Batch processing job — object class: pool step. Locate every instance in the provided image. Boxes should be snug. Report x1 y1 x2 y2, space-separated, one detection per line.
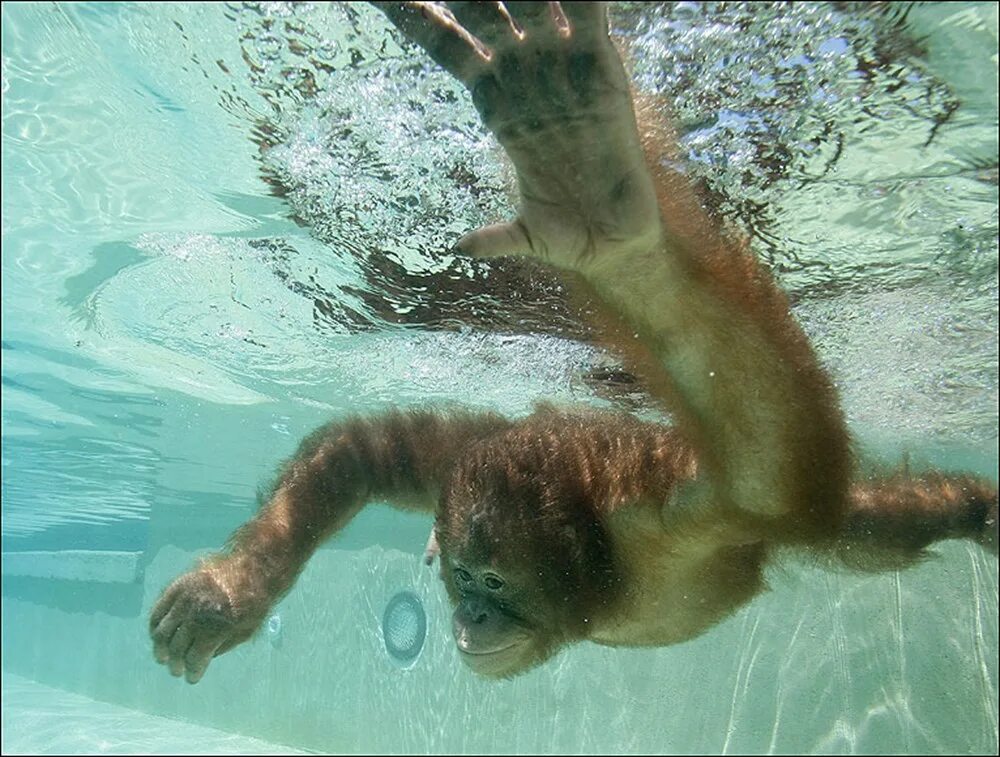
0 672 311 755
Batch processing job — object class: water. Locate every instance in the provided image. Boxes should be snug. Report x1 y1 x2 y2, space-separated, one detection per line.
1 2 997 754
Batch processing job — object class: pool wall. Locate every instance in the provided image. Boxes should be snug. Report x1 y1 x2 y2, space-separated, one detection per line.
3 537 997 754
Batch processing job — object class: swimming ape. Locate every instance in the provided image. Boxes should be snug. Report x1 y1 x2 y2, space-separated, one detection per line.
150 2 998 683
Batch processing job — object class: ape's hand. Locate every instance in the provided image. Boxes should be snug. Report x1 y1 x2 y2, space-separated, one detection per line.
149 560 271 684
374 1 661 269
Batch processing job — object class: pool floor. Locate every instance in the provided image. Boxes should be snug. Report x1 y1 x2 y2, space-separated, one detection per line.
0 672 310 755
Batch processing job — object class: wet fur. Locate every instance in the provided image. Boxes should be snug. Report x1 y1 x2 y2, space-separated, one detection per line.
248 404 995 673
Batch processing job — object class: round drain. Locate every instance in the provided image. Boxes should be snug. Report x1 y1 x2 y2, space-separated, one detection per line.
382 590 426 667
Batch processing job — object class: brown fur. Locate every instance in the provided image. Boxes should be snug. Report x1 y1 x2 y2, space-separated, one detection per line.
618 93 852 545
836 473 999 569
217 405 994 677
150 401 996 682
436 408 694 632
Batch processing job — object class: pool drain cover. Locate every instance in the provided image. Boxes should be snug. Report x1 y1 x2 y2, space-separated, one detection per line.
382 590 426 667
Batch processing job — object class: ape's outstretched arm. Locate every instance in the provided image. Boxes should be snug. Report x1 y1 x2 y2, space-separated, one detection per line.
149 408 509 683
374 2 850 542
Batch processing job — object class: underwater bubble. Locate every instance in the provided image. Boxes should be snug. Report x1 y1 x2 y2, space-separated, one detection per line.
256 32 283 61
266 612 283 648
315 38 338 62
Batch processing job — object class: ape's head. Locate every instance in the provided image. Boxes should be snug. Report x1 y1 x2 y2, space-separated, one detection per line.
435 432 622 678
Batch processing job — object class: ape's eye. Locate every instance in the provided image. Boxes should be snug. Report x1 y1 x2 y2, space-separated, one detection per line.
454 567 473 583
484 574 504 591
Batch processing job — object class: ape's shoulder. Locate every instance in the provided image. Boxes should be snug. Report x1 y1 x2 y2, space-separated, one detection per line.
446 403 697 521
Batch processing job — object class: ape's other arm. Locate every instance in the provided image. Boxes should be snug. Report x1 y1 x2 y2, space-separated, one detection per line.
837 473 998 568
374 2 850 543
149 408 509 683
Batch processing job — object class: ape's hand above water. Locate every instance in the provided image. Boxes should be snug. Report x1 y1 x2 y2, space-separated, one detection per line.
373 1 662 269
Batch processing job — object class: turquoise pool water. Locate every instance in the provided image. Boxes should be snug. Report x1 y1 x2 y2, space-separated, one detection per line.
2 2 997 754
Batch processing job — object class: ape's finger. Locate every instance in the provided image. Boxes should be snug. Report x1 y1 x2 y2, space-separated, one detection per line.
559 2 609 41
504 2 567 41
148 583 180 633
167 624 194 677
981 496 998 555
151 599 188 663
372 2 491 83
214 630 251 658
448 2 520 46
456 221 532 259
423 527 440 566
184 637 223 684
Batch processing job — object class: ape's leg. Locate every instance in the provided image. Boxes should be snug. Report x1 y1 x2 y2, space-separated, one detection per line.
835 473 997 568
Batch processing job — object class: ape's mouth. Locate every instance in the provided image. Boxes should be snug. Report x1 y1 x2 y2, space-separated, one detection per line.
456 643 519 657
453 626 530 658
455 640 530 678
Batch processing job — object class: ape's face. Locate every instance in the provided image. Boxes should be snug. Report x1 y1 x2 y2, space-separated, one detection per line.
441 555 563 678
437 511 621 678
436 428 622 677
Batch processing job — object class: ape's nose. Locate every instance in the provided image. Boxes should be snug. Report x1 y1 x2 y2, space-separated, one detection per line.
456 595 492 625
